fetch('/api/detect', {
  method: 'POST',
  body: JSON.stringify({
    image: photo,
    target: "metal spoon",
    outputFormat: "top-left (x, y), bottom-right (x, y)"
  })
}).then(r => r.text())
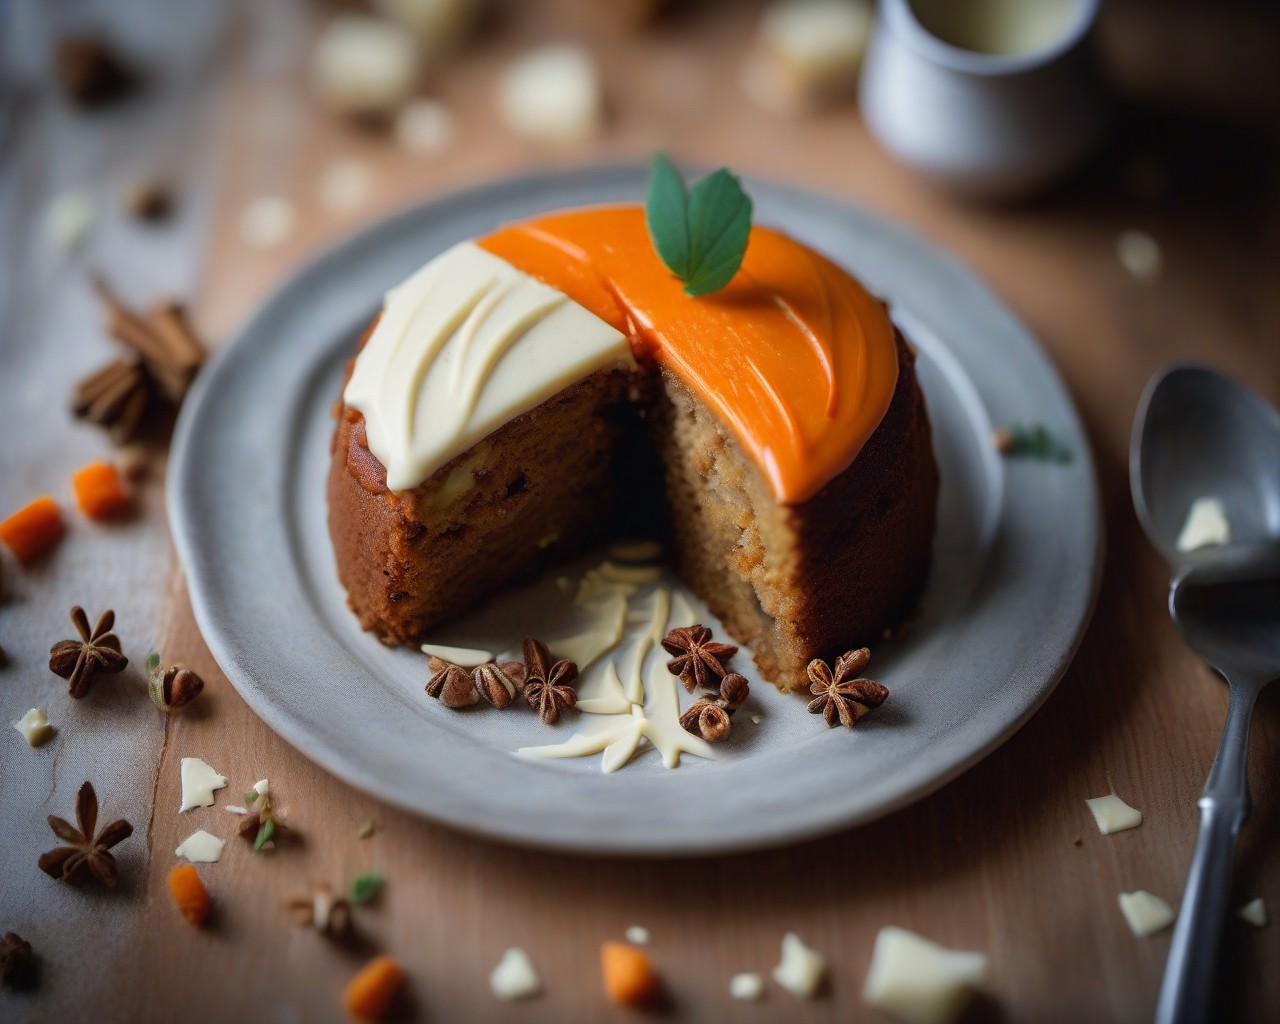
top-left (1131, 363), bottom-right (1280, 1024)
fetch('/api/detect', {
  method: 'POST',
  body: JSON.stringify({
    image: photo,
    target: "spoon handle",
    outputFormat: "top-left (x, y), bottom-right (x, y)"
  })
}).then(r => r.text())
top-left (1155, 680), bottom-right (1260, 1024)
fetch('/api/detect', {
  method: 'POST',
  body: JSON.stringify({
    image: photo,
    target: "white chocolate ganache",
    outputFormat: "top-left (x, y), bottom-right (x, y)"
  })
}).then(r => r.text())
top-left (344, 241), bottom-right (635, 492)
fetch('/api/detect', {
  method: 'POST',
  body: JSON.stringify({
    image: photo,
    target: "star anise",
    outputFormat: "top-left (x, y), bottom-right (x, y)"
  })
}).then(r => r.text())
top-left (678, 672), bottom-right (750, 742)
top-left (426, 656), bottom-right (479, 708)
top-left (48, 606), bottom-right (128, 699)
top-left (284, 883), bottom-right (351, 937)
top-left (661, 624), bottom-right (737, 692)
top-left (806, 649), bottom-right (889, 729)
top-left (1, 932), bottom-right (37, 990)
top-left (473, 661), bottom-right (525, 709)
top-left (522, 637), bottom-right (579, 724)
top-left (38, 780), bottom-right (133, 887)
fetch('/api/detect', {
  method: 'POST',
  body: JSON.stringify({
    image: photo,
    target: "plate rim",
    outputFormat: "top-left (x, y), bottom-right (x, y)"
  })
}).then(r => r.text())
top-left (169, 162), bottom-right (1104, 856)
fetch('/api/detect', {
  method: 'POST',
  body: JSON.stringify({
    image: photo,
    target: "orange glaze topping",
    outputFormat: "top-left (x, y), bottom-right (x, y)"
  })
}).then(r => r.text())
top-left (478, 205), bottom-right (899, 504)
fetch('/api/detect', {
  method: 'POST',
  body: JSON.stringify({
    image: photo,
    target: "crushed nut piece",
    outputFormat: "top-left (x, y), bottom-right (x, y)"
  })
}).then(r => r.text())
top-left (286, 883), bottom-right (351, 937)
top-left (661, 624), bottom-right (737, 692)
top-left (38, 780), bottom-right (134, 888)
top-left (123, 180), bottom-right (174, 222)
top-left (806, 649), bottom-right (888, 728)
top-left (55, 37), bottom-right (137, 108)
top-left (1, 932), bottom-right (36, 990)
top-left (522, 636), bottom-right (579, 723)
top-left (48, 606), bottom-right (128, 698)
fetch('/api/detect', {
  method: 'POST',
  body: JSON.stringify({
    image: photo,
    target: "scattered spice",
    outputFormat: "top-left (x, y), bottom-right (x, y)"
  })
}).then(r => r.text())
top-left (357, 820), bottom-right (376, 839)
top-left (146, 651), bottom-right (204, 712)
top-left (426, 655), bottom-right (480, 708)
top-left (0, 932), bottom-right (36, 990)
top-left (601, 941), bottom-right (662, 1006)
top-left (661, 624), bottom-right (737, 692)
top-left (522, 636), bottom-right (579, 724)
top-left (992, 423), bottom-right (1073, 464)
top-left (71, 355), bottom-right (152, 444)
top-left (343, 956), bottom-right (406, 1021)
top-left (351, 872), bottom-right (384, 905)
top-left (806, 649), bottom-right (888, 729)
top-left (285, 883), bottom-right (351, 937)
top-left (122, 180), bottom-right (174, 222)
top-left (48, 606), bottom-right (128, 699)
top-left (167, 864), bottom-right (210, 926)
top-left (38, 780), bottom-right (134, 888)
top-left (54, 37), bottom-right (137, 109)
top-left (71, 460), bottom-right (132, 520)
top-left (0, 496), bottom-right (65, 563)
top-left (473, 661), bottom-right (524, 709)
top-left (678, 671), bottom-right (750, 742)
top-left (238, 786), bottom-right (282, 851)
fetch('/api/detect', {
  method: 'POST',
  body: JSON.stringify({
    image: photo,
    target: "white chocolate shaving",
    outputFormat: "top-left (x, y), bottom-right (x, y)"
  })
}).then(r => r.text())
top-left (862, 926), bottom-right (988, 1024)
top-left (180, 757), bottom-right (228, 811)
top-left (498, 45), bottom-right (602, 145)
top-left (420, 642), bottom-right (495, 667)
top-left (622, 587), bottom-right (670, 703)
top-left (575, 662), bottom-right (634, 715)
top-left (13, 708), bottom-right (54, 747)
top-left (1085, 793), bottom-right (1143, 835)
top-left (1176, 497), bottom-right (1230, 553)
top-left (1119, 890), bottom-right (1176, 936)
top-left (490, 947), bottom-right (541, 1000)
top-left (175, 828), bottom-right (225, 863)
top-left (625, 926), bottom-right (651, 945)
top-left (772, 931), bottom-right (827, 998)
top-left (639, 659), bottom-right (714, 769)
top-left (552, 590), bottom-right (629, 670)
top-left (730, 972), bottom-right (765, 1000)
top-left (1238, 897), bottom-right (1267, 927)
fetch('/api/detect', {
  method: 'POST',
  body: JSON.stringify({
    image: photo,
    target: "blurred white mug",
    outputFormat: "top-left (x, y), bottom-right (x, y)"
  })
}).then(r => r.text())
top-left (860, 0), bottom-right (1107, 197)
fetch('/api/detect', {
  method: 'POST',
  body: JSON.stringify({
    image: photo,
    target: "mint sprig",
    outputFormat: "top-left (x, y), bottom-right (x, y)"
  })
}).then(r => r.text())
top-left (645, 153), bottom-right (753, 297)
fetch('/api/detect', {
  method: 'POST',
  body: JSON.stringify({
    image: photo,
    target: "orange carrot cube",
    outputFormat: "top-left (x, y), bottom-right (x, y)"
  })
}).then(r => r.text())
top-left (167, 864), bottom-right (210, 926)
top-left (343, 956), bottom-right (406, 1020)
top-left (71, 460), bottom-right (131, 520)
top-left (602, 941), bottom-right (661, 1006)
top-left (0, 495), bottom-right (65, 562)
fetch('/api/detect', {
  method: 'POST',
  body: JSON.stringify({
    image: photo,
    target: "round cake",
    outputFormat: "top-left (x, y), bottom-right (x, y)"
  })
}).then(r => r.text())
top-left (327, 204), bottom-right (938, 690)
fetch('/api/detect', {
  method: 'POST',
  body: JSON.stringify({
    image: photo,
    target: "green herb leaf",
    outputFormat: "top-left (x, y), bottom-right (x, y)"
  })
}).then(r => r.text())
top-left (253, 818), bottom-right (276, 852)
top-left (243, 790), bottom-right (259, 806)
top-left (351, 872), bottom-right (384, 905)
top-left (645, 154), bottom-right (753, 297)
top-left (998, 424), bottom-right (1073, 464)
top-left (145, 651), bottom-right (160, 673)
top-left (357, 820), bottom-right (376, 840)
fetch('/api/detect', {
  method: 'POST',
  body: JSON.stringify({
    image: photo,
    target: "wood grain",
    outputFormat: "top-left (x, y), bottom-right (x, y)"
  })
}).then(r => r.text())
top-left (4, 0), bottom-right (1278, 1022)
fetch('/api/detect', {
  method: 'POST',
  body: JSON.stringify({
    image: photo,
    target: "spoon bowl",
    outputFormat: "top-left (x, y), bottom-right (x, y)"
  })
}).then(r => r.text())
top-left (1132, 363), bottom-right (1280, 565)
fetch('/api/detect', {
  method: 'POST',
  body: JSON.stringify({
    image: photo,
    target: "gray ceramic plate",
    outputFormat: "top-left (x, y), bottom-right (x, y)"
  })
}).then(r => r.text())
top-left (169, 165), bottom-right (1102, 856)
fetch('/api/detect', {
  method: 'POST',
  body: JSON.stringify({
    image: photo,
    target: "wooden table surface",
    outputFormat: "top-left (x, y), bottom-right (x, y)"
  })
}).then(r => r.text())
top-left (2, 1), bottom-right (1278, 1022)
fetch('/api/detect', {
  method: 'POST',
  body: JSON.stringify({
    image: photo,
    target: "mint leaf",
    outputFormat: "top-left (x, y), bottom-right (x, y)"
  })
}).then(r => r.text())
top-left (684, 168), bottom-right (753, 296)
top-left (645, 154), bottom-right (753, 297)
top-left (645, 153), bottom-right (690, 279)
top-left (351, 872), bottom-right (384, 905)
top-left (253, 818), bottom-right (276, 852)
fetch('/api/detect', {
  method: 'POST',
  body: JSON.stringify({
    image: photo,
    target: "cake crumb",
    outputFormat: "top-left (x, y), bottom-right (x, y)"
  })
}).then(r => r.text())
top-left (624, 925), bottom-right (651, 945)
top-left (863, 926), bottom-right (988, 1024)
top-left (1085, 793), bottom-right (1142, 835)
top-left (1238, 897), bottom-right (1267, 928)
top-left (730, 971), bottom-right (765, 1000)
top-left (772, 931), bottom-right (826, 998)
top-left (1119, 890), bottom-right (1175, 936)
top-left (490, 947), bottom-right (541, 1000)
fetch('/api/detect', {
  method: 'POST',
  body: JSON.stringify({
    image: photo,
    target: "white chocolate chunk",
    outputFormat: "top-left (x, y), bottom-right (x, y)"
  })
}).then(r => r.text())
top-left (575, 661), bottom-right (635, 716)
top-left (1085, 793), bottom-right (1143, 835)
top-left (743, 0), bottom-right (871, 114)
top-left (13, 708), bottom-right (54, 747)
top-left (490, 947), bottom-right (541, 1000)
top-left (317, 159), bottom-right (375, 214)
top-left (498, 45), bottom-right (602, 145)
top-left (1119, 890), bottom-right (1176, 936)
top-left (180, 757), bottom-right (228, 811)
top-left (1176, 497), bottom-right (1230, 553)
top-left (46, 192), bottom-right (96, 252)
top-left (625, 926), bottom-right (651, 945)
top-left (395, 98), bottom-right (455, 155)
top-left (311, 15), bottom-right (418, 118)
top-left (1237, 897), bottom-right (1267, 927)
top-left (239, 196), bottom-right (296, 250)
top-left (175, 828), bottom-right (225, 863)
top-left (224, 805), bottom-right (248, 815)
top-left (420, 642), bottom-right (495, 667)
top-left (252, 778), bottom-right (269, 799)
top-left (730, 972), bottom-right (765, 1000)
top-left (862, 926), bottom-right (988, 1024)
top-left (1116, 230), bottom-right (1163, 282)
top-left (772, 931), bottom-right (827, 998)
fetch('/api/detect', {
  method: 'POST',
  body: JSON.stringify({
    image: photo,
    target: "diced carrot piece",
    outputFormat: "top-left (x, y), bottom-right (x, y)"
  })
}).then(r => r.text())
top-left (602, 941), bottom-right (661, 1006)
top-left (344, 956), bottom-right (406, 1021)
top-left (0, 496), bottom-right (65, 562)
top-left (71, 460), bottom-right (131, 520)
top-left (167, 864), bottom-right (210, 926)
